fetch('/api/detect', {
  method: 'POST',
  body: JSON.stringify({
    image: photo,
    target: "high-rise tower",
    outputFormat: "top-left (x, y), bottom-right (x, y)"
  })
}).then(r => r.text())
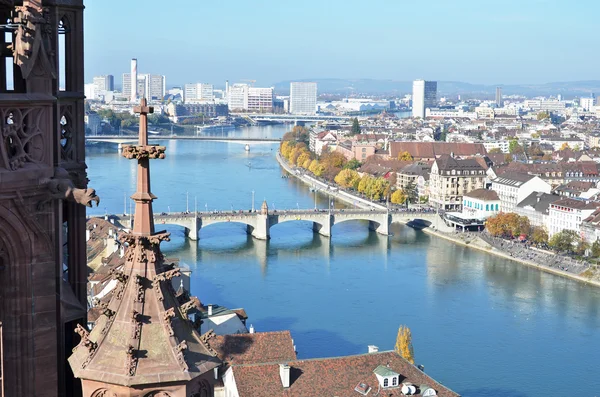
top-left (130, 58), bottom-right (138, 102)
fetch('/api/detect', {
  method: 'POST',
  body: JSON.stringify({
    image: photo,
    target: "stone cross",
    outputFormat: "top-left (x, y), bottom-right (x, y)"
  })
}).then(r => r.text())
top-left (133, 98), bottom-right (154, 146)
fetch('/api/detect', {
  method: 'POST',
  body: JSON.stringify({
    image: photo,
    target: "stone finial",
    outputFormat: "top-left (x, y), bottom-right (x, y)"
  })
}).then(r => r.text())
top-left (261, 200), bottom-right (268, 215)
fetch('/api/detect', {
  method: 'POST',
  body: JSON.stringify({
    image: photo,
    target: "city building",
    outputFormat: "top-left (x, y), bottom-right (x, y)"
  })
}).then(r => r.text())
top-left (290, 82), bottom-right (317, 114)
top-left (228, 83), bottom-right (249, 111)
top-left (84, 82), bottom-right (96, 100)
top-left (548, 198), bottom-right (600, 237)
top-left (0, 1), bottom-right (94, 396)
top-left (491, 172), bottom-right (552, 213)
top-left (397, 162), bottom-right (431, 190)
top-left (581, 208), bottom-right (600, 243)
top-left (412, 80), bottom-right (437, 118)
top-left (184, 82), bottom-right (214, 103)
top-left (335, 140), bottom-right (376, 161)
top-left (388, 142), bottom-right (487, 161)
top-left (553, 181), bottom-right (600, 199)
top-left (515, 192), bottom-right (560, 228)
top-left (523, 99), bottom-right (566, 112)
top-left (247, 87), bottom-right (273, 112)
top-left (462, 189), bottom-right (500, 219)
top-left (496, 86), bottom-right (503, 107)
top-left (429, 154), bottom-right (487, 210)
top-left (139, 73), bottom-right (166, 101)
top-left (93, 74), bottom-right (114, 92)
top-left (166, 102), bottom-right (229, 122)
top-left (580, 95), bottom-right (596, 111)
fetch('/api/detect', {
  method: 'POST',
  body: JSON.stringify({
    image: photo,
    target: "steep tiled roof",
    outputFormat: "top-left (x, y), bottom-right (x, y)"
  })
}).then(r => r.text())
top-left (205, 331), bottom-right (297, 367)
top-left (435, 154), bottom-right (486, 171)
top-left (550, 198), bottom-right (600, 210)
top-left (230, 351), bottom-right (459, 397)
top-left (389, 142), bottom-right (487, 159)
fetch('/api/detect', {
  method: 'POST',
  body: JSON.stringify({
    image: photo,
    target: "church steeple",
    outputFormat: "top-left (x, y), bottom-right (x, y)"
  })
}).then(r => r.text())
top-left (69, 98), bottom-right (220, 396)
top-left (122, 98), bottom-right (165, 235)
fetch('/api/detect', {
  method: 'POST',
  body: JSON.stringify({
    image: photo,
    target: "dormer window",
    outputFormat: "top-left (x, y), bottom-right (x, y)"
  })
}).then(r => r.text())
top-left (384, 378), bottom-right (388, 387)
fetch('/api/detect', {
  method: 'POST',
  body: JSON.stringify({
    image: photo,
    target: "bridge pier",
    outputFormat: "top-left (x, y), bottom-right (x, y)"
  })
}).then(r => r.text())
top-left (251, 214), bottom-right (270, 240)
top-left (368, 214), bottom-right (390, 236)
top-left (312, 216), bottom-right (332, 237)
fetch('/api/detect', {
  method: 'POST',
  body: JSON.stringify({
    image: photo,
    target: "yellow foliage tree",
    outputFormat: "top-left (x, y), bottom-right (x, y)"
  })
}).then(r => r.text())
top-left (391, 189), bottom-right (407, 204)
top-left (560, 142), bottom-right (570, 151)
top-left (398, 151), bottom-right (413, 161)
top-left (357, 175), bottom-right (373, 194)
top-left (334, 169), bottom-right (360, 189)
top-left (395, 325), bottom-right (415, 364)
top-left (280, 141), bottom-right (294, 158)
top-left (302, 158), bottom-right (311, 169)
top-left (308, 159), bottom-right (319, 173)
top-left (297, 151), bottom-right (311, 167)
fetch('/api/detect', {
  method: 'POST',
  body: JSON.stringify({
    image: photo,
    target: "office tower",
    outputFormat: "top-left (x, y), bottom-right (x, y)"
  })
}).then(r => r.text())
top-left (581, 94), bottom-right (596, 111)
top-left (184, 83), bottom-right (214, 103)
top-left (130, 58), bottom-right (138, 102)
top-left (93, 74), bottom-right (114, 92)
top-left (247, 87), bottom-right (273, 112)
top-left (496, 86), bottom-right (503, 107)
top-left (139, 74), bottom-right (166, 101)
top-left (290, 82), bottom-right (317, 114)
top-left (412, 80), bottom-right (437, 118)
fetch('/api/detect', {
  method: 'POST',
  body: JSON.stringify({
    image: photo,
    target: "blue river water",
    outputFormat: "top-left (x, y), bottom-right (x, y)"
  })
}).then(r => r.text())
top-left (86, 125), bottom-right (600, 397)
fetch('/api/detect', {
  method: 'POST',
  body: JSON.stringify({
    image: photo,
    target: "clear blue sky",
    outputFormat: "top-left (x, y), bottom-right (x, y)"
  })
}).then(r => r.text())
top-left (84, 0), bottom-right (599, 88)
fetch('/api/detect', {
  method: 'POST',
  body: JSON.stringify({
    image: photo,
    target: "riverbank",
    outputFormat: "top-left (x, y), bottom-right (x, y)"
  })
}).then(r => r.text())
top-left (276, 151), bottom-right (600, 288)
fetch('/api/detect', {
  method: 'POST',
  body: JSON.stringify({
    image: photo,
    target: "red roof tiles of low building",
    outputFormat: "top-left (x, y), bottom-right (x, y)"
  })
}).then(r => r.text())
top-left (205, 330), bottom-right (297, 367)
top-left (464, 188), bottom-right (499, 201)
top-left (388, 142), bottom-right (487, 159)
top-left (230, 350), bottom-right (459, 397)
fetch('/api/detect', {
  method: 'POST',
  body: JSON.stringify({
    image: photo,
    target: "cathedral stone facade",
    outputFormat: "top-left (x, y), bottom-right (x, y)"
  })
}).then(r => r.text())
top-left (0, 1), bottom-right (94, 396)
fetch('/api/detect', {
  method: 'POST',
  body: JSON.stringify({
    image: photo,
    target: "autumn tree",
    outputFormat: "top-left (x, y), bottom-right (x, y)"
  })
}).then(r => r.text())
top-left (527, 143), bottom-right (544, 158)
top-left (395, 325), bottom-right (415, 364)
top-left (334, 169), bottom-right (360, 189)
top-left (537, 111), bottom-right (550, 120)
top-left (489, 148), bottom-right (503, 154)
top-left (391, 189), bottom-right (407, 204)
top-left (531, 227), bottom-right (549, 245)
top-left (549, 230), bottom-right (579, 253)
top-left (485, 213), bottom-right (531, 238)
top-left (398, 151), bottom-right (414, 161)
top-left (404, 181), bottom-right (418, 204)
top-left (367, 177), bottom-right (390, 201)
top-left (297, 151), bottom-right (311, 167)
top-left (591, 240), bottom-right (600, 258)
top-left (280, 141), bottom-right (294, 158)
top-left (344, 158), bottom-right (362, 170)
top-left (560, 142), bottom-right (571, 151)
top-left (357, 175), bottom-right (373, 194)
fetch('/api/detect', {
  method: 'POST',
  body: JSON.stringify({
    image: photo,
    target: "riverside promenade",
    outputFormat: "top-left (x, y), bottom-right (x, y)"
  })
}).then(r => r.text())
top-left (276, 152), bottom-right (600, 287)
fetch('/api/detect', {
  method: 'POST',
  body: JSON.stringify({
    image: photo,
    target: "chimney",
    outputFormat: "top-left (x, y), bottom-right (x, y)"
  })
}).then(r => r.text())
top-left (207, 305), bottom-right (213, 316)
top-left (249, 324), bottom-right (255, 334)
top-left (86, 229), bottom-right (90, 242)
top-left (108, 229), bottom-right (113, 237)
top-left (213, 367), bottom-right (219, 380)
top-left (368, 345), bottom-right (379, 353)
top-left (279, 364), bottom-right (290, 388)
top-left (104, 215), bottom-right (108, 221)
top-left (93, 223), bottom-right (97, 229)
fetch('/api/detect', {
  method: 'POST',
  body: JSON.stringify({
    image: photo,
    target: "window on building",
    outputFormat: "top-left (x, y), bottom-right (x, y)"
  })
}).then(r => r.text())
top-left (392, 377), bottom-right (397, 386)
top-left (486, 204), bottom-right (489, 211)
top-left (384, 378), bottom-right (388, 387)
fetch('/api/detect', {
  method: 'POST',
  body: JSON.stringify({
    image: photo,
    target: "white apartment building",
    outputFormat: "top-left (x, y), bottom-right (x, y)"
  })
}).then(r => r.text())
top-left (491, 172), bottom-right (552, 213)
top-left (524, 99), bottom-right (566, 112)
top-left (93, 75), bottom-right (114, 93)
top-left (412, 80), bottom-right (437, 118)
top-left (580, 96), bottom-right (596, 111)
top-left (290, 82), bottom-right (317, 114)
top-left (462, 189), bottom-right (500, 219)
top-left (429, 155), bottom-right (487, 211)
top-left (184, 83), bottom-right (214, 103)
top-left (139, 74), bottom-right (166, 101)
top-left (514, 192), bottom-right (560, 229)
top-left (548, 198), bottom-right (600, 237)
top-left (482, 140), bottom-right (510, 154)
top-left (228, 84), bottom-right (248, 111)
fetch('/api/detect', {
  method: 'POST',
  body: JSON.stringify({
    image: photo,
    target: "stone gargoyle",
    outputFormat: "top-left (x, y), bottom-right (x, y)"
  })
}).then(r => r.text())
top-left (41, 168), bottom-right (100, 208)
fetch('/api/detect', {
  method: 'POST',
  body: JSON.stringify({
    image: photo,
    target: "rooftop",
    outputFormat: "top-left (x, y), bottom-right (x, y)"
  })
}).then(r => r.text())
top-left (464, 188), bottom-right (499, 201)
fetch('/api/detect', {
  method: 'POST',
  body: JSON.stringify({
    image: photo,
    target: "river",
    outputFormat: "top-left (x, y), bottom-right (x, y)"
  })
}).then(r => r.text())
top-left (86, 124), bottom-right (600, 397)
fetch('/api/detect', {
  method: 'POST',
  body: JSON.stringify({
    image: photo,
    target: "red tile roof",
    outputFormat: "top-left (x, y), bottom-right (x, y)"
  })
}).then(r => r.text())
top-left (389, 142), bottom-right (487, 159)
top-left (230, 351), bottom-right (459, 397)
top-left (205, 330), bottom-right (297, 366)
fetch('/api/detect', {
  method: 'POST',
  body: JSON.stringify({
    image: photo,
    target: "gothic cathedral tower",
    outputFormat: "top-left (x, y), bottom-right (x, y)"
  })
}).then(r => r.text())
top-left (0, 1), bottom-right (94, 396)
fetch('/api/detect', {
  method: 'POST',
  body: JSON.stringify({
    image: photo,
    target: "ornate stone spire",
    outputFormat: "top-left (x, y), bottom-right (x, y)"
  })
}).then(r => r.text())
top-left (122, 98), bottom-right (165, 236)
top-left (69, 99), bottom-right (220, 396)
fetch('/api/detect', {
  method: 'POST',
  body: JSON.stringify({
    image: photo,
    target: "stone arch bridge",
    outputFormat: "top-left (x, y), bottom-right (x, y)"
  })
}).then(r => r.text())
top-left (102, 209), bottom-right (447, 241)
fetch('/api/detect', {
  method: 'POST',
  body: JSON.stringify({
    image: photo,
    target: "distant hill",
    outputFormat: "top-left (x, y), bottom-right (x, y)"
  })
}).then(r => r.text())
top-left (272, 79), bottom-right (600, 98)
